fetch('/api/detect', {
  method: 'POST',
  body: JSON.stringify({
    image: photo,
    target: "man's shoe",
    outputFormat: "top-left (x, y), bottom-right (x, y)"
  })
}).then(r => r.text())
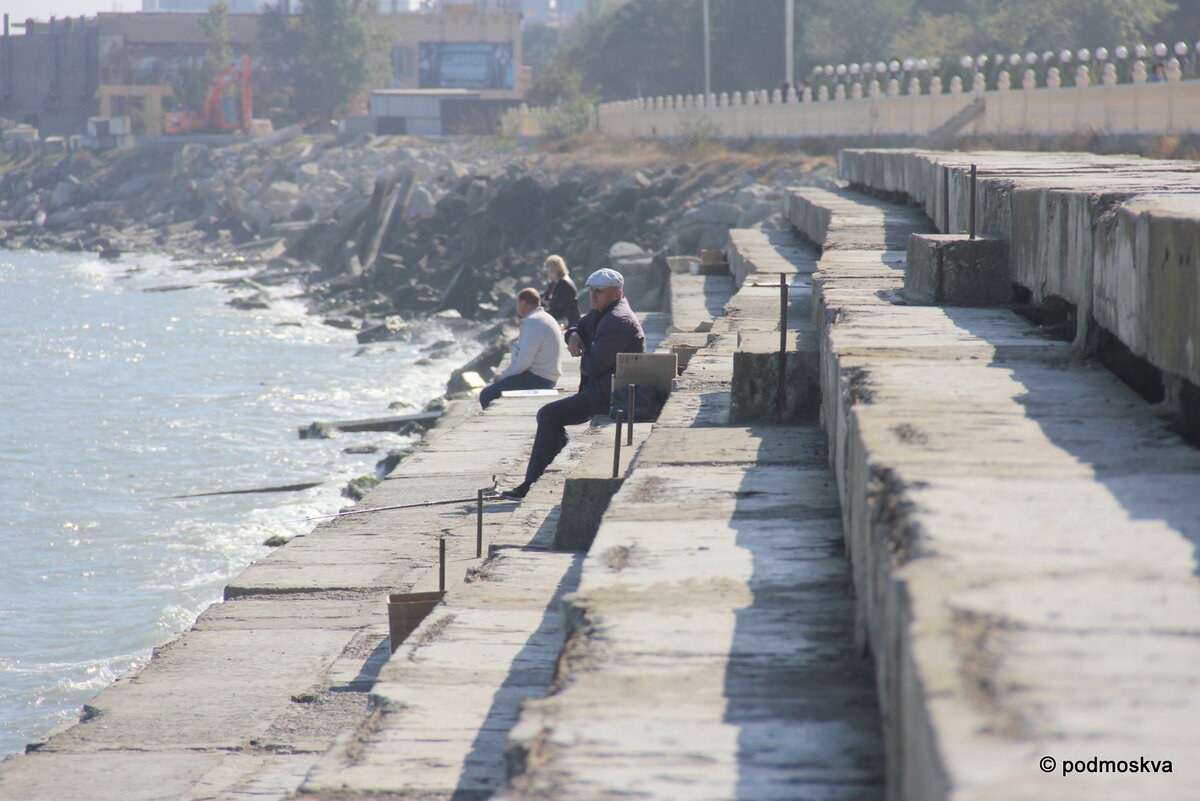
top-left (500, 482), bottom-right (530, 501)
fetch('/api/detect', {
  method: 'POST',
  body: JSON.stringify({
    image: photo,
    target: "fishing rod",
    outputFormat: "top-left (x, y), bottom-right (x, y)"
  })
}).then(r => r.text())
top-left (281, 477), bottom-right (503, 524)
top-left (287, 494), bottom-right (495, 523)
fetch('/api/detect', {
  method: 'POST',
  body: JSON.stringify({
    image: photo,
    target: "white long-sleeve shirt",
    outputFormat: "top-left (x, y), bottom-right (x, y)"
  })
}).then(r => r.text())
top-left (498, 307), bottom-right (563, 382)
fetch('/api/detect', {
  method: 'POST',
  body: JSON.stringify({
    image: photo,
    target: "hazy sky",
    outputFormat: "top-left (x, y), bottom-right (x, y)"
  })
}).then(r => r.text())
top-left (3, 0), bottom-right (139, 22)
top-left (1, 0), bottom-right (426, 21)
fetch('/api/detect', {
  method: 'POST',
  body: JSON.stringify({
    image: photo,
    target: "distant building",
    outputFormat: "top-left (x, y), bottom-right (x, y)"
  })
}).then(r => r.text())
top-left (379, 8), bottom-right (526, 99)
top-left (141, 0), bottom-right (274, 11)
top-left (0, 16), bottom-right (100, 137)
top-left (139, 1), bottom-right (528, 14)
top-left (522, 0), bottom-right (587, 26)
top-left (0, 5), bottom-right (525, 138)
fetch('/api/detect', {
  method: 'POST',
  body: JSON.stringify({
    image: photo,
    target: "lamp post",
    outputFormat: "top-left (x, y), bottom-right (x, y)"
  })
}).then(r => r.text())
top-left (785, 0), bottom-right (794, 89)
top-left (703, 0), bottom-right (712, 100)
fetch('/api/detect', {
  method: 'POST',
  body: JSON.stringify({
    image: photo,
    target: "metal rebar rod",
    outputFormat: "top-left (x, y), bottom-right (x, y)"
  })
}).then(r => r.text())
top-left (438, 536), bottom-right (445, 593)
top-left (627, 383), bottom-right (636, 446)
top-left (613, 410), bottom-right (623, 479)
top-left (943, 165), bottom-right (950, 232)
top-left (476, 489), bottom-right (483, 559)
top-left (778, 272), bottom-right (787, 416)
top-left (969, 164), bottom-right (977, 240)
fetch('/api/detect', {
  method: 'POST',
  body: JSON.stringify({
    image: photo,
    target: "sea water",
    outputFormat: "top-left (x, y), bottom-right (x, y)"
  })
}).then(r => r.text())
top-left (0, 250), bottom-right (482, 757)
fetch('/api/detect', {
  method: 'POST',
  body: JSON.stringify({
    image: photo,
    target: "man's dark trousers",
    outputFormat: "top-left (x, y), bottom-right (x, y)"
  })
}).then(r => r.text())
top-left (479, 370), bottom-right (557, 409)
top-left (524, 392), bottom-right (593, 485)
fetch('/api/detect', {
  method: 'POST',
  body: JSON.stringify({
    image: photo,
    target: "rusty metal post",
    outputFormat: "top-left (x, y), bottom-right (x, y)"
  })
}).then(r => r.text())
top-left (943, 164), bottom-right (950, 232)
top-left (438, 536), bottom-right (445, 593)
top-left (627, 383), bottom-right (636, 445)
top-left (969, 164), bottom-right (977, 240)
top-left (476, 489), bottom-right (483, 558)
top-left (778, 272), bottom-right (788, 416)
top-left (613, 410), bottom-right (623, 478)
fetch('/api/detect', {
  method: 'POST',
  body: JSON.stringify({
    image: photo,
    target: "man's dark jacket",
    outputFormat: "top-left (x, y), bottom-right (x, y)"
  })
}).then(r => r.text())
top-left (567, 296), bottom-right (646, 414)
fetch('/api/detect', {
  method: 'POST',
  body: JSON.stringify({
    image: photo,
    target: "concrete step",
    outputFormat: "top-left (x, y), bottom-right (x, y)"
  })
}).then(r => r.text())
top-left (727, 227), bottom-right (817, 287)
top-left (555, 420), bottom-right (652, 551)
top-left (838, 148), bottom-right (1200, 401)
top-left (667, 270), bottom-right (737, 334)
top-left (290, 312), bottom-right (683, 800)
top-left (726, 199), bottom-right (930, 426)
top-left (725, 229), bottom-right (823, 422)
top-left (785, 186), bottom-right (935, 251)
top-left (498, 231), bottom-right (886, 800)
top-left (0, 366), bottom-right (584, 801)
top-left (802, 181), bottom-right (1200, 800)
top-left (300, 547), bottom-right (584, 801)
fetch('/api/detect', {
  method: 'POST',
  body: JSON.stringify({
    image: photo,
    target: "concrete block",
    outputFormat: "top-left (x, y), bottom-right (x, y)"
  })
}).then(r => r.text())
top-left (1094, 194), bottom-right (1200, 387)
top-left (556, 476), bottom-right (624, 550)
top-left (730, 331), bottom-right (821, 423)
top-left (553, 423), bottom-right (649, 550)
top-left (905, 233), bottom-right (1011, 306)
top-left (787, 186), bottom-right (935, 251)
top-left (727, 227), bottom-right (818, 287)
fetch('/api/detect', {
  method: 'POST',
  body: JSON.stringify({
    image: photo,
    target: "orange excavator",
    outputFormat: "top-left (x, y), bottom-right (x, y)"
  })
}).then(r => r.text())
top-left (164, 56), bottom-right (253, 135)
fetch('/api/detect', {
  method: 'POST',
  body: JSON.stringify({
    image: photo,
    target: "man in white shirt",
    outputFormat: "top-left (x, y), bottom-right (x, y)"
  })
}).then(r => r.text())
top-left (479, 287), bottom-right (563, 409)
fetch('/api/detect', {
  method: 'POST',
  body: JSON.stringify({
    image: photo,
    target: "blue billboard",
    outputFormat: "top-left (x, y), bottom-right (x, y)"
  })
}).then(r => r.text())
top-left (418, 42), bottom-right (514, 90)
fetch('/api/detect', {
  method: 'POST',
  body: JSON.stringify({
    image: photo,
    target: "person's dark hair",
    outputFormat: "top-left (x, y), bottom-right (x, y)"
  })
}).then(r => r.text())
top-left (517, 287), bottom-right (541, 306)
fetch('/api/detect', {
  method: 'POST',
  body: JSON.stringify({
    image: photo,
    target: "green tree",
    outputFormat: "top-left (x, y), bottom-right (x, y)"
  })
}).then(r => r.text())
top-left (1153, 2), bottom-right (1198, 47)
top-left (523, 21), bottom-right (561, 75)
top-left (527, 63), bottom-right (596, 139)
top-left (200, 1), bottom-right (233, 73)
top-left (887, 12), bottom-right (976, 60)
top-left (170, 2), bottom-right (233, 112)
top-left (976, 0), bottom-right (1174, 53)
top-left (258, 0), bottom-right (388, 126)
top-left (557, 0), bottom-right (1179, 100)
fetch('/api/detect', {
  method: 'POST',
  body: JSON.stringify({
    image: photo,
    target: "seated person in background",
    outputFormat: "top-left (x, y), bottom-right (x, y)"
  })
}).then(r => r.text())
top-left (502, 269), bottom-right (645, 500)
top-left (479, 288), bottom-right (562, 409)
top-left (541, 254), bottom-right (580, 327)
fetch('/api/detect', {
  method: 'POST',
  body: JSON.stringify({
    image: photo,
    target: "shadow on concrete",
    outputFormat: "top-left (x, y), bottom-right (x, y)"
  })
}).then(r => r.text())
top-left (941, 306), bottom-right (1200, 576)
top-left (678, 390), bottom-right (734, 428)
top-left (702, 273), bottom-right (738, 318)
top-left (722, 430), bottom-right (885, 799)
top-left (449, 552), bottom-right (585, 801)
top-left (332, 637), bottom-right (392, 693)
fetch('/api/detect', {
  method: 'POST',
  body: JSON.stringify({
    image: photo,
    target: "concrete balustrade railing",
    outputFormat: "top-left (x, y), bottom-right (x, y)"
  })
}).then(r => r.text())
top-left (501, 38), bottom-right (1200, 140)
top-left (499, 76), bottom-right (1200, 140)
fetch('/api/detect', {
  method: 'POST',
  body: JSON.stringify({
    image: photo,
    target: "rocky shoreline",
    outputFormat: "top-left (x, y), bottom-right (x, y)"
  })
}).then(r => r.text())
top-left (0, 134), bottom-right (831, 457)
top-left (0, 133), bottom-right (829, 318)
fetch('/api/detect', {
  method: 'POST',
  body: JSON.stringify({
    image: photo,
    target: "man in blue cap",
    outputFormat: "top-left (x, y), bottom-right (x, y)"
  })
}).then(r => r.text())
top-left (501, 267), bottom-right (645, 500)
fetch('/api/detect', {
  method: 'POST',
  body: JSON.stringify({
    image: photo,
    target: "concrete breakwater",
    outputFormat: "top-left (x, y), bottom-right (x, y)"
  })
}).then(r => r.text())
top-left (836, 148), bottom-right (1200, 441)
top-left (772, 156), bottom-right (1200, 799)
top-left (0, 139), bottom-right (853, 799)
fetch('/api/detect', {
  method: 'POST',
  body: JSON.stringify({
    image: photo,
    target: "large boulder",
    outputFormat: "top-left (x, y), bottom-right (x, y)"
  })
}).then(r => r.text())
top-left (609, 243), bottom-right (665, 312)
top-left (48, 179), bottom-right (78, 211)
top-left (405, 185), bottom-right (437, 220)
top-left (608, 241), bottom-right (645, 260)
top-left (737, 201), bottom-right (779, 228)
top-left (674, 201), bottom-right (742, 254)
top-left (487, 175), bottom-right (545, 232)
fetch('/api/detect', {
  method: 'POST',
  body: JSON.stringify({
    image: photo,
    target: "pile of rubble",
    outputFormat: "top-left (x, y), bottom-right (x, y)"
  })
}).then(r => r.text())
top-left (0, 131), bottom-right (831, 324)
